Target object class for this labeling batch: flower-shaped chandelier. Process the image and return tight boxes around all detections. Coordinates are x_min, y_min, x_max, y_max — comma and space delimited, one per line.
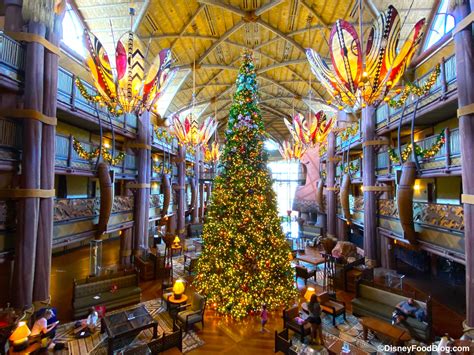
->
306, 5, 425, 110
203, 141, 221, 164
170, 114, 217, 148
278, 141, 307, 161
82, 29, 177, 115
279, 111, 334, 161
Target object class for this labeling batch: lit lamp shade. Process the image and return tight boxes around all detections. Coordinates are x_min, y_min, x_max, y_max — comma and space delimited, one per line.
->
9, 321, 31, 350
173, 236, 181, 248
173, 279, 186, 299
304, 287, 316, 302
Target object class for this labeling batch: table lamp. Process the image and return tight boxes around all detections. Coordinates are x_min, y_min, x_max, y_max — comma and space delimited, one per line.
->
173, 279, 186, 300
304, 287, 316, 302
172, 236, 181, 248
9, 321, 31, 351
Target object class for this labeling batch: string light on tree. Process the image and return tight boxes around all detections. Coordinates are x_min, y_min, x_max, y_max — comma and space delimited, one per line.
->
194, 51, 297, 319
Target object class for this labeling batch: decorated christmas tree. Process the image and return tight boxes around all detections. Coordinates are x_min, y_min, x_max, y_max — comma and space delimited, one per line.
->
194, 51, 297, 319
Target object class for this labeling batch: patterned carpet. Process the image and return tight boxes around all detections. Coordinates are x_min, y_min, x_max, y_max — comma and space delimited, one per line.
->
290, 312, 427, 354
55, 299, 204, 354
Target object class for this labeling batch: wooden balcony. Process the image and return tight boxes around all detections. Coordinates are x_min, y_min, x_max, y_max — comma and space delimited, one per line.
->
375, 128, 461, 178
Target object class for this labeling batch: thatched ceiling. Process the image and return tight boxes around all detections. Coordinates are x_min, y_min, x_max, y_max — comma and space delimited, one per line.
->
71, 0, 437, 142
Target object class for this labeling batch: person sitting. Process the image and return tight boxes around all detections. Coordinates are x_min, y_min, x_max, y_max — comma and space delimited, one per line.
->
306, 294, 324, 346
74, 307, 99, 337
31, 309, 59, 340
392, 298, 425, 325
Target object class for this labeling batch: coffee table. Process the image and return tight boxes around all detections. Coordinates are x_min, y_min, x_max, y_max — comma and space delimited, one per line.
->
360, 317, 411, 345
101, 305, 158, 355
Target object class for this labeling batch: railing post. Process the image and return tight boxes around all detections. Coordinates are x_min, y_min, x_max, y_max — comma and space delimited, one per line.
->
71, 73, 76, 110
440, 57, 448, 98
67, 134, 73, 168
444, 127, 451, 169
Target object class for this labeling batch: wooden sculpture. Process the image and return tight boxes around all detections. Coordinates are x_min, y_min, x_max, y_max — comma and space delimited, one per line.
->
340, 173, 352, 224
397, 161, 417, 244
96, 162, 113, 239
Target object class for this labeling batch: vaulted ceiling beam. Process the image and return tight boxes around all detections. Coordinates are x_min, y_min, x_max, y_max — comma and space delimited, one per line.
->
255, 18, 305, 55
299, 0, 329, 28
144, 33, 218, 41
256, 59, 307, 74
197, 0, 247, 17
255, 0, 285, 16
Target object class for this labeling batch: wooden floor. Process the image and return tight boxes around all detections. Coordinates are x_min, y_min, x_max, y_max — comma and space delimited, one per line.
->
50, 240, 466, 354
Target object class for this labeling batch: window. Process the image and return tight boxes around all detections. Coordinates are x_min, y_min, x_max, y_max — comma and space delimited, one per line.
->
268, 160, 302, 216
423, 0, 455, 49
62, 3, 86, 58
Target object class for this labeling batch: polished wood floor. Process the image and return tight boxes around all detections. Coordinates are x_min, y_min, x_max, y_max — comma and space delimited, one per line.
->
50, 239, 466, 354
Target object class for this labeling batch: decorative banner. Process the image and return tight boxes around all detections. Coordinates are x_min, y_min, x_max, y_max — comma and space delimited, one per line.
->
80, 29, 177, 115
306, 5, 425, 110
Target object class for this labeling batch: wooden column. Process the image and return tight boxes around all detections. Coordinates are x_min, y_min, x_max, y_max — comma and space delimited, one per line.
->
133, 111, 151, 256
177, 145, 186, 237
362, 105, 378, 267
326, 131, 336, 238
3, 0, 23, 32
451, 1, 474, 328
120, 228, 133, 266
192, 149, 200, 223
13, 20, 46, 309
34, 8, 64, 303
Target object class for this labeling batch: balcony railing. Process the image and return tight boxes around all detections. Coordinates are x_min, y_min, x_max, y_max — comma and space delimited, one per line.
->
375, 55, 457, 129
55, 134, 138, 175
375, 128, 460, 175
0, 32, 25, 82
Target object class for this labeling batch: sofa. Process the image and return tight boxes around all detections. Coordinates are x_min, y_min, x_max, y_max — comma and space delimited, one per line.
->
351, 281, 432, 341
72, 271, 141, 319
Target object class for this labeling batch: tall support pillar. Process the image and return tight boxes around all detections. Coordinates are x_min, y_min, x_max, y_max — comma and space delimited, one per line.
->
120, 228, 133, 266
326, 131, 336, 238
4, 0, 23, 32
199, 161, 205, 221
451, 1, 474, 329
177, 145, 187, 238
34, 6, 64, 304
13, 20, 46, 309
362, 105, 378, 266
192, 149, 200, 223
133, 111, 151, 256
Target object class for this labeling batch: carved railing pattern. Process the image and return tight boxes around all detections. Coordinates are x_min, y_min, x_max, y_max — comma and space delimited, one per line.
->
55, 196, 134, 222
149, 194, 163, 208
414, 202, 463, 231
112, 196, 134, 213
0, 118, 22, 148
378, 199, 464, 231
54, 198, 98, 222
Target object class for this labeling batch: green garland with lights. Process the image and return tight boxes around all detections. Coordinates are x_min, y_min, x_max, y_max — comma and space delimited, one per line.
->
153, 161, 171, 175
73, 137, 125, 166
387, 132, 446, 164
153, 126, 174, 144
339, 122, 359, 142
388, 64, 441, 108
319, 144, 327, 157
194, 51, 297, 319
343, 161, 359, 174
75, 78, 123, 116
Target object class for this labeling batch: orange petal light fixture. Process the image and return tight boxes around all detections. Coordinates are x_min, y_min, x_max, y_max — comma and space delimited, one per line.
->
203, 141, 221, 164
278, 140, 307, 161
79, 29, 178, 115
170, 114, 217, 148
306, 5, 425, 110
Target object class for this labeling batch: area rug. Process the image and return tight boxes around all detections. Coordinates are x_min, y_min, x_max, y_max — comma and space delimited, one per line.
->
291, 312, 425, 354
55, 299, 204, 354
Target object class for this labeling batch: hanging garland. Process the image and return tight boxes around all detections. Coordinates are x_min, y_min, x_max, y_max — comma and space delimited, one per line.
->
343, 161, 360, 174
152, 161, 172, 175
387, 132, 446, 164
154, 126, 173, 144
75, 78, 123, 116
320, 170, 327, 179
319, 144, 327, 157
339, 122, 359, 142
186, 166, 195, 177
388, 64, 441, 109
73, 137, 125, 165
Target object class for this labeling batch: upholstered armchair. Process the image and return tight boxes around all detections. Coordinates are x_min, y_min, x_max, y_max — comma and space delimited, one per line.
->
317, 292, 346, 326
175, 293, 206, 332
282, 306, 311, 342
184, 257, 198, 275
295, 265, 316, 286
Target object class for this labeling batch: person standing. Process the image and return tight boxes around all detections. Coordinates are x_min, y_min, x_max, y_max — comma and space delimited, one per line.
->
307, 294, 324, 345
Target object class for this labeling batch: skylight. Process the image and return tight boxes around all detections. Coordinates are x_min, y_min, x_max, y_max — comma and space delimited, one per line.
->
423, 0, 455, 49
62, 3, 86, 58
264, 139, 280, 151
